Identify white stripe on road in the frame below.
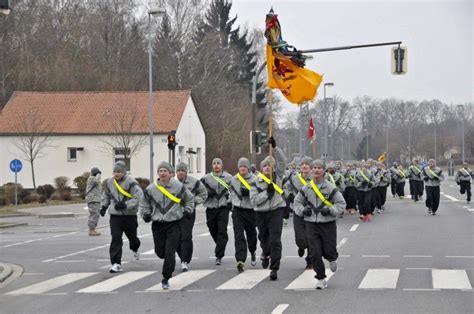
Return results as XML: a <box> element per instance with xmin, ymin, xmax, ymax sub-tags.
<box><xmin>77</xmin><ymin>271</ymin><xmax>156</xmax><ymax>293</ymax></box>
<box><xmin>443</xmin><ymin>194</ymin><xmax>459</xmax><ymax>202</ymax></box>
<box><xmin>336</xmin><ymin>238</ymin><xmax>348</xmax><ymax>248</ymax></box>
<box><xmin>349</xmin><ymin>224</ymin><xmax>359</xmax><ymax>232</ymax></box>
<box><xmin>216</xmin><ymin>270</ymin><xmax>269</xmax><ymax>290</ymax></box>
<box><xmin>142</xmin><ymin>249</ymin><xmax>155</xmax><ymax>255</ymax></box>
<box><xmin>362</xmin><ymin>255</ymin><xmax>391</xmax><ymax>258</ymax></box>
<box><xmin>285</xmin><ymin>269</ymin><xmax>335</xmax><ymax>290</ymax></box>
<box><xmin>146</xmin><ymin>270</ymin><xmax>216</xmax><ymax>291</ymax></box>
<box><xmin>403</xmin><ymin>255</ymin><xmax>432</xmax><ymax>258</ymax></box>
<box><xmin>54</xmin><ymin>260</ymin><xmax>85</xmax><ymax>263</ymax></box>
<box><xmin>432</xmin><ymin>269</ymin><xmax>472</xmax><ymax>290</ymax></box>
<box><xmin>358</xmin><ymin>269</ymin><xmax>400</xmax><ymax>289</ymax></box>
<box><xmin>446</xmin><ymin>256</ymin><xmax>474</xmax><ymax>259</ymax></box>
<box><xmin>6</xmin><ymin>273</ymin><xmax>98</xmax><ymax>295</ymax></box>
<box><xmin>466</xmin><ymin>208</ymin><xmax>474</xmax><ymax>212</ymax></box>
<box><xmin>2</xmin><ymin>232</ymin><xmax>80</xmax><ymax>248</ymax></box>
<box><xmin>271</xmin><ymin>304</ymin><xmax>290</xmax><ymax>314</ymax></box>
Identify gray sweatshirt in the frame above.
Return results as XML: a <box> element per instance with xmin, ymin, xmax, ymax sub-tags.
<box><xmin>180</xmin><ymin>175</ymin><xmax>208</xmax><ymax>206</ymax></box>
<box><xmin>422</xmin><ymin>166</ymin><xmax>444</xmax><ymax>187</ymax></box>
<box><xmin>201</xmin><ymin>171</ymin><xmax>233</xmax><ymax>209</ymax></box>
<box><xmin>455</xmin><ymin>168</ymin><xmax>473</xmax><ymax>183</ymax></box>
<box><xmin>284</xmin><ymin>171</ymin><xmax>312</xmax><ymax>210</ymax></box>
<box><xmin>408</xmin><ymin>165</ymin><xmax>423</xmax><ymax>181</ymax></box>
<box><xmin>230</xmin><ymin>173</ymin><xmax>256</xmax><ymax>209</ymax></box>
<box><xmin>325</xmin><ymin>171</ymin><xmax>346</xmax><ymax>192</ymax></box>
<box><xmin>140</xmin><ymin>177</ymin><xmax>194</xmax><ymax>222</ymax></box>
<box><xmin>102</xmin><ymin>176</ymin><xmax>142</xmax><ymax>216</ymax></box>
<box><xmin>293</xmin><ymin>179</ymin><xmax>346</xmax><ymax>223</ymax></box>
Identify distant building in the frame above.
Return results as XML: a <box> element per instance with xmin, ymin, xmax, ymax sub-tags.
<box><xmin>0</xmin><ymin>91</ymin><xmax>206</xmax><ymax>188</ymax></box>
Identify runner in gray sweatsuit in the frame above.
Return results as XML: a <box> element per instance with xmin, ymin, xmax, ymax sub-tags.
<box><xmin>422</xmin><ymin>159</ymin><xmax>444</xmax><ymax>215</ymax></box>
<box><xmin>140</xmin><ymin>161</ymin><xmax>194</xmax><ymax>289</ymax></box>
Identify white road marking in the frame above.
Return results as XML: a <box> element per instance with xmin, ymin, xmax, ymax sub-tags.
<box><xmin>77</xmin><ymin>271</ymin><xmax>156</xmax><ymax>293</ymax></box>
<box><xmin>466</xmin><ymin>208</ymin><xmax>474</xmax><ymax>212</ymax></box>
<box><xmin>349</xmin><ymin>224</ymin><xmax>359</xmax><ymax>232</ymax></box>
<box><xmin>54</xmin><ymin>260</ymin><xmax>85</xmax><ymax>263</ymax></box>
<box><xmin>146</xmin><ymin>270</ymin><xmax>215</xmax><ymax>291</ymax></box>
<box><xmin>403</xmin><ymin>255</ymin><xmax>432</xmax><ymax>258</ymax></box>
<box><xmin>142</xmin><ymin>249</ymin><xmax>155</xmax><ymax>255</ymax></box>
<box><xmin>336</xmin><ymin>238</ymin><xmax>348</xmax><ymax>248</ymax></box>
<box><xmin>362</xmin><ymin>255</ymin><xmax>391</xmax><ymax>258</ymax></box>
<box><xmin>443</xmin><ymin>194</ymin><xmax>459</xmax><ymax>202</ymax></box>
<box><xmin>216</xmin><ymin>270</ymin><xmax>269</xmax><ymax>290</ymax></box>
<box><xmin>432</xmin><ymin>269</ymin><xmax>472</xmax><ymax>290</ymax></box>
<box><xmin>446</xmin><ymin>256</ymin><xmax>474</xmax><ymax>259</ymax></box>
<box><xmin>358</xmin><ymin>269</ymin><xmax>400</xmax><ymax>289</ymax></box>
<box><xmin>6</xmin><ymin>273</ymin><xmax>98</xmax><ymax>295</ymax></box>
<box><xmin>271</xmin><ymin>304</ymin><xmax>290</xmax><ymax>314</ymax></box>
<box><xmin>285</xmin><ymin>269</ymin><xmax>335</xmax><ymax>290</ymax></box>
<box><xmin>403</xmin><ymin>288</ymin><xmax>440</xmax><ymax>291</ymax></box>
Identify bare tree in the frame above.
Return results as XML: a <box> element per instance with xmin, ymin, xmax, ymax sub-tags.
<box><xmin>11</xmin><ymin>108</ymin><xmax>56</xmax><ymax>190</ymax></box>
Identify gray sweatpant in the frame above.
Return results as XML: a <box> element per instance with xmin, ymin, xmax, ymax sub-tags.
<box><xmin>88</xmin><ymin>202</ymin><xmax>100</xmax><ymax>229</ymax></box>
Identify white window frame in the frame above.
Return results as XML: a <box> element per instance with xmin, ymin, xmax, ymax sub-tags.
<box><xmin>196</xmin><ymin>148</ymin><xmax>202</xmax><ymax>173</ymax></box>
<box><xmin>67</xmin><ymin>147</ymin><xmax>77</xmax><ymax>162</ymax></box>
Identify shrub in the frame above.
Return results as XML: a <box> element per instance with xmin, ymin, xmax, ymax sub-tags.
<box><xmin>136</xmin><ymin>177</ymin><xmax>150</xmax><ymax>191</ymax></box>
<box><xmin>0</xmin><ymin>195</ymin><xmax>6</xmax><ymax>206</ymax></box>
<box><xmin>19</xmin><ymin>189</ymin><xmax>31</xmax><ymax>204</ymax></box>
<box><xmin>23</xmin><ymin>193</ymin><xmax>40</xmax><ymax>204</ymax></box>
<box><xmin>74</xmin><ymin>172</ymin><xmax>90</xmax><ymax>200</ymax></box>
<box><xmin>38</xmin><ymin>194</ymin><xmax>47</xmax><ymax>203</ymax></box>
<box><xmin>53</xmin><ymin>176</ymin><xmax>72</xmax><ymax>201</ymax></box>
<box><xmin>2</xmin><ymin>183</ymin><xmax>23</xmax><ymax>205</ymax></box>
<box><xmin>54</xmin><ymin>176</ymin><xmax>70</xmax><ymax>193</ymax></box>
<box><xmin>61</xmin><ymin>191</ymin><xmax>72</xmax><ymax>201</ymax></box>
<box><xmin>37</xmin><ymin>184</ymin><xmax>55</xmax><ymax>199</ymax></box>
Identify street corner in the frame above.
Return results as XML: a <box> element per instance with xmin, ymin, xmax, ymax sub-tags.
<box><xmin>0</xmin><ymin>261</ymin><xmax>23</xmax><ymax>288</ymax></box>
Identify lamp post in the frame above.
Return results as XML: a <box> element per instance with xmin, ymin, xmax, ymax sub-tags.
<box><xmin>323</xmin><ymin>82</ymin><xmax>334</xmax><ymax>158</ymax></box>
<box><xmin>386</xmin><ymin>116</ymin><xmax>390</xmax><ymax>167</ymax></box>
<box><xmin>431</xmin><ymin>113</ymin><xmax>437</xmax><ymax>162</ymax></box>
<box><xmin>457</xmin><ymin>104</ymin><xmax>465</xmax><ymax>163</ymax></box>
<box><xmin>147</xmin><ymin>6</ymin><xmax>165</xmax><ymax>182</ymax></box>
<box><xmin>364</xmin><ymin>110</ymin><xmax>369</xmax><ymax>160</ymax></box>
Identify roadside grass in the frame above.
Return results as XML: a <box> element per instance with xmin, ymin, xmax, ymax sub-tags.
<box><xmin>0</xmin><ymin>199</ymin><xmax>85</xmax><ymax>216</ymax></box>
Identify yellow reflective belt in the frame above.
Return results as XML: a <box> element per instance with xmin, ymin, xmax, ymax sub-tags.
<box><xmin>412</xmin><ymin>166</ymin><xmax>421</xmax><ymax>174</ymax></box>
<box><xmin>114</xmin><ymin>180</ymin><xmax>132</xmax><ymax>199</ymax></box>
<box><xmin>211</xmin><ymin>173</ymin><xmax>230</xmax><ymax>190</ymax></box>
<box><xmin>258</xmin><ymin>172</ymin><xmax>284</xmax><ymax>195</ymax></box>
<box><xmin>236</xmin><ymin>173</ymin><xmax>251</xmax><ymax>190</ymax></box>
<box><xmin>360</xmin><ymin>171</ymin><xmax>371</xmax><ymax>183</ymax></box>
<box><xmin>461</xmin><ymin>168</ymin><xmax>470</xmax><ymax>176</ymax></box>
<box><xmin>427</xmin><ymin>168</ymin><xmax>439</xmax><ymax>179</ymax></box>
<box><xmin>154</xmin><ymin>181</ymin><xmax>181</xmax><ymax>204</ymax></box>
<box><xmin>310</xmin><ymin>180</ymin><xmax>333</xmax><ymax>207</ymax></box>
<box><xmin>297</xmin><ymin>173</ymin><xmax>308</xmax><ymax>186</ymax></box>
<box><xmin>398</xmin><ymin>170</ymin><xmax>406</xmax><ymax>178</ymax></box>
<box><xmin>327</xmin><ymin>173</ymin><xmax>336</xmax><ymax>185</ymax></box>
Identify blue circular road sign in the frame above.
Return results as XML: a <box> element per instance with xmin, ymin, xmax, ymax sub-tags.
<box><xmin>10</xmin><ymin>159</ymin><xmax>23</xmax><ymax>173</ymax></box>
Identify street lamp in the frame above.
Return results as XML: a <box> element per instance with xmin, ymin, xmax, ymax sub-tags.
<box><xmin>457</xmin><ymin>104</ymin><xmax>465</xmax><ymax>163</ymax></box>
<box><xmin>323</xmin><ymin>82</ymin><xmax>334</xmax><ymax>158</ymax></box>
<box><xmin>431</xmin><ymin>113</ymin><xmax>437</xmax><ymax>162</ymax></box>
<box><xmin>147</xmin><ymin>6</ymin><xmax>166</xmax><ymax>182</ymax></box>
<box><xmin>364</xmin><ymin>110</ymin><xmax>369</xmax><ymax>160</ymax></box>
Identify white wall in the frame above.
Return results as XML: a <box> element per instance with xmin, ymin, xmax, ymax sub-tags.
<box><xmin>0</xmin><ymin>97</ymin><xmax>206</xmax><ymax>188</ymax></box>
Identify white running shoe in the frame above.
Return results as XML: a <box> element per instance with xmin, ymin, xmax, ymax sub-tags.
<box><xmin>133</xmin><ymin>250</ymin><xmax>140</xmax><ymax>261</ymax></box>
<box><xmin>329</xmin><ymin>260</ymin><xmax>337</xmax><ymax>273</ymax></box>
<box><xmin>181</xmin><ymin>262</ymin><xmax>188</xmax><ymax>272</ymax></box>
<box><xmin>109</xmin><ymin>263</ymin><xmax>123</xmax><ymax>273</ymax></box>
<box><xmin>316</xmin><ymin>279</ymin><xmax>327</xmax><ymax>290</ymax></box>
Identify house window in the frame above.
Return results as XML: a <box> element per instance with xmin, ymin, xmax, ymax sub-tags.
<box><xmin>114</xmin><ymin>148</ymin><xmax>131</xmax><ymax>172</ymax></box>
<box><xmin>188</xmin><ymin>153</ymin><xmax>194</xmax><ymax>174</ymax></box>
<box><xmin>178</xmin><ymin>146</ymin><xmax>184</xmax><ymax>164</ymax></box>
<box><xmin>67</xmin><ymin>147</ymin><xmax>77</xmax><ymax>161</ymax></box>
<box><xmin>196</xmin><ymin>148</ymin><xmax>202</xmax><ymax>173</ymax></box>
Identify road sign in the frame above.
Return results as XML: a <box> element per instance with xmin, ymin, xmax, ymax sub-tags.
<box><xmin>10</xmin><ymin>159</ymin><xmax>23</xmax><ymax>173</ymax></box>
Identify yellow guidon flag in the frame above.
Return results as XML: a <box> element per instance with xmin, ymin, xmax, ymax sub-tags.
<box><xmin>265</xmin><ymin>9</ymin><xmax>322</xmax><ymax>104</ymax></box>
<box><xmin>377</xmin><ymin>152</ymin><xmax>386</xmax><ymax>162</ymax></box>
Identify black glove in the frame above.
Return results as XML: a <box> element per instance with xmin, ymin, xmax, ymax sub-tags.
<box><xmin>182</xmin><ymin>211</ymin><xmax>191</xmax><ymax>218</ymax></box>
<box><xmin>287</xmin><ymin>193</ymin><xmax>295</xmax><ymax>203</ymax></box>
<box><xmin>226</xmin><ymin>202</ymin><xmax>233</xmax><ymax>211</ymax></box>
<box><xmin>433</xmin><ymin>176</ymin><xmax>439</xmax><ymax>181</ymax></box>
<box><xmin>320</xmin><ymin>206</ymin><xmax>331</xmax><ymax>216</ymax></box>
<box><xmin>241</xmin><ymin>187</ymin><xmax>250</xmax><ymax>196</ymax></box>
<box><xmin>367</xmin><ymin>182</ymin><xmax>374</xmax><ymax>188</ymax></box>
<box><xmin>114</xmin><ymin>200</ymin><xmax>127</xmax><ymax>210</ymax></box>
<box><xmin>268</xmin><ymin>136</ymin><xmax>276</xmax><ymax>148</ymax></box>
<box><xmin>142</xmin><ymin>213</ymin><xmax>152</xmax><ymax>223</ymax></box>
<box><xmin>456</xmin><ymin>182</ymin><xmax>460</xmax><ymax>185</ymax></box>
<box><xmin>207</xmin><ymin>189</ymin><xmax>216</xmax><ymax>198</ymax></box>
<box><xmin>100</xmin><ymin>205</ymin><xmax>107</xmax><ymax>217</ymax></box>
<box><xmin>303</xmin><ymin>206</ymin><xmax>313</xmax><ymax>216</ymax></box>
<box><xmin>423</xmin><ymin>177</ymin><xmax>429</xmax><ymax>182</ymax></box>
<box><xmin>266</xmin><ymin>184</ymin><xmax>275</xmax><ymax>198</ymax></box>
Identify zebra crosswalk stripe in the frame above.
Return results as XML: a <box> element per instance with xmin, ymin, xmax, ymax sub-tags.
<box><xmin>432</xmin><ymin>269</ymin><xmax>472</xmax><ymax>290</ymax></box>
<box><xmin>216</xmin><ymin>270</ymin><xmax>269</xmax><ymax>290</ymax></box>
<box><xmin>358</xmin><ymin>269</ymin><xmax>400</xmax><ymax>289</ymax></box>
<box><xmin>285</xmin><ymin>269</ymin><xmax>334</xmax><ymax>290</ymax></box>
<box><xmin>142</xmin><ymin>249</ymin><xmax>155</xmax><ymax>255</ymax></box>
<box><xmin>147</xmin><ymin>270</ymin><xmax>216</xmax><ymax>291</ymax></box>
<box><xmin>6</xmin><ymin>273</ymin><xmax>98</xmax><ymax>295</ymax></box>
<box><xmin>77</xmin><ymin>271</ymin><xmax>156</xmax><ymax>293</ymax></box>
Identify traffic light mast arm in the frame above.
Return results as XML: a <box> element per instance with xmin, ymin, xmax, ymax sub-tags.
<box><xmin>299</xmin><ymin>41</ymin><xmax>402</xmax><ymax>54</ymax></box>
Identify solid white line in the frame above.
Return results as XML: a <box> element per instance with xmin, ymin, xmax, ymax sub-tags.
<box><xmin>358</xmin><ymin>269</ymin><xmax>400</xmax><ymax>289</ymax></box>
<box><xmin>446</xmin><ymin>256</ymin><xmax>474</xmax><ymax>259</ymax></box>
<box><xmin>466</xmin><ymin>208</ymin><xmax>474</xmax><ymax>212</ymax></box>
<box><xmin>443</xmin><ymin>194</ymin><xmax>459</xmax><ymax>202</ymax></box>
<box><xmin>362</xmin><ymin>255</ymin><xmax>390</xmax><ymax>258</ymax></box>
<box><xmin>43</xmin><ymin>244</ymin><xmax>110</xmax><ymax>262</ymax></box>
<box><xmin>285</xmin><ymin>269</ymin><xmax>335</xmax><ymax>290</ymax></box>
<box><xmin>54</xmin><ymin>260</ymin><xmax>85</xmax><ymax>263</ymax></box>
<box><xmin>403</xmin><ymin>288</ymin><xmax>441</xmax><ymax>291</ymax></box>
<box><xmin>271</xmin><ymin>304</ymin><xmax>290</xmax><ymax>314</ymax></box>
<box><xmin>403</xmin><ymin>255</ymin><xmax>432</xmax><ymax>258</ymax></box>
<box><xmin>432</xmin><ymin>269</ymin><xmax>472</xmax><ymax>290</ymax></box>
<box><xmin>146</xmin><ymin>270</ymin><xmax>216</xmax><ymax>291</ymax></box>
<box><xmin>77</xmin><ymin>271</ymin><xmax>156</xmax><ymax>293</ymax></box>
<box><xmin>336</xmin><ymin>238</ymin><xmax>348</xmax><ymax>248</ymax></box>
<box><xmin>349</xmin><ymin>224</ymin><xmax>359</xmax><ymax>232</ymax></box>
<box><xmin>216</xmin><ymin>270</ymin><xmax>268</xmax><ymax>290</ymax></box>
<box><xmin>142</xmin><ymin>249</ymin><xmax>155</xmax><ymax>255</ymax></box>
<box><xmin>6</xmin><ymin>273</ymin><xmax>98</xmax><ymax>295</ymax></box>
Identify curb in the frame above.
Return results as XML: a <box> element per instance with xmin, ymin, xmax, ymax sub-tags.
<box><xmin>38</xmin><ymin>212</ymin><xmax>75</xmax><ymax>218</ymax></box>
<box><xmin>0</xmin><ymin>262</ymin><xmax>13</xmax><ymax>283</ymax></box>
<box><xmin>0</xmin><ymin>213</ymin><xmax>34</xmax><ymax>218</ymax></box>
<box><xmin>0</xmin><ymin>223</ymin><xmax>28</xmax><ymax>229</ymax></box>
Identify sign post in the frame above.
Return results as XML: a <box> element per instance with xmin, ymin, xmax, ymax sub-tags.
<box><xmin>9</xmin><ymin>159</ymin><xmax>23</xmax><ymax>206</ymax></box>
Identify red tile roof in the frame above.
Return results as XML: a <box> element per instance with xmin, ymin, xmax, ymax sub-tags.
<box><xmin>0</xmin><ymin>91</ymin><xmax>191</xmax><ymax>134</ymax></box>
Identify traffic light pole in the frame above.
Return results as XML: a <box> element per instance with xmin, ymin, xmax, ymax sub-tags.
<box><xmin>299</xmin><ymin>41</ymin><xmax>402</xmax><ymax>54</ymax></box>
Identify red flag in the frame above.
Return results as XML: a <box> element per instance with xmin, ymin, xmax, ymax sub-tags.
<box><xmin>307</xmin><ymin>118</ymin><xmax>315</xmax><ymax>139</ymax></box>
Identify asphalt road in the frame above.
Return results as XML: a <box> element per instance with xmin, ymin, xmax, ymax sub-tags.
<box><xmin>0</xmin><ymin>178</ymin><xmax>473</xmax><ymax>314</ymax></box>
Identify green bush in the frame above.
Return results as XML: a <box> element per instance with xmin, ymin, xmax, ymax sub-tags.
<box><xmin>23</xmin><ymin>193</ymin><xmax>40</xmax><ymax>204</ymax></box>
<box><xmin>37</xmin><ymin>184</ymin><xmax>55</xmax><ymax>199</ymax></box>
<box><xmin>52</xmin><ymin>177</ymin><xmax>72</xmax><ymax>201</ymax></box>
<box><xmin>74</xmin><ymin>172</ymin><xmax>90</xmax><ymax>200</ymax></box>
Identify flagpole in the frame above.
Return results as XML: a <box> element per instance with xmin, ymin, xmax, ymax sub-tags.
<box><xmin>268</xmin><ymin>89</ymin><xmax>273</xmax><ymax>181</ymax></box>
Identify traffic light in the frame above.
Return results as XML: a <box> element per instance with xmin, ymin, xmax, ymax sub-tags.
<box><xmin>250</xmin><ymin>130</ymin><xmax>269</xmax><ymax>155</ymax></box>
<box><xmin>0</xmin><ymin>0</ymin><xmax>10</xmax><ymax>15</ymax></box>
<box><xmin>167</xmin><ymin>131</ymin><xmax>176</xmax><ymax>150</ymax></box>
<box><xmin>391</xmin><ymin>46</ymin><xmax>407</xmax><ymax>75</ymax></box>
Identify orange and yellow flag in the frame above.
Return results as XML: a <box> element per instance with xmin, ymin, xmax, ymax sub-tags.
<box><xmin>377</xmin><ymin>152</ymin><xmax>386</xmax><ymax>162</ymax></box>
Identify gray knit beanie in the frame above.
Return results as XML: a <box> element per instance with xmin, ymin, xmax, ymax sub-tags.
<box><xmin>238</xmin><ymin>157</ymin><xmax>250</xmax><ymax>169</ymax></box>
<box><xmin>300</xmin><ymin>156</ymin><xmax>313</xmax><ymax>166</ymax></box>
<box><xmin>158</xmin><ymin>161</ymin><xmax>173</xmax><ymax>173</ymax></box>
<box><xmin>175</xmin><ymin>162</ymin><xmax>188</xmax><ymax>172</ymax></box>
<box><xmin>312</xmin><ymin>159</ymin><xmax>326</xmax><ymax>169</ymax></box>
<box><xmin>260</xmin><ymin>156</ymin><xmax>275</xmax><ymax>169</ymax></box>
<box><xmin>113</xmin><ymin>161</ymin><xmax>127</xmax><ymax>174</ymax></box>
<box><xmin>327</xmin><ymin>162</ymin><xmax>336</xmax><ymax>169</ymax></box>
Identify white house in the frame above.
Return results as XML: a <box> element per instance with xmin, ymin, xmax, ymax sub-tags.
<box><xmin>0</xmin><ymin>91</ymin><xmax>206</xmax><ymax>188</ymax></box>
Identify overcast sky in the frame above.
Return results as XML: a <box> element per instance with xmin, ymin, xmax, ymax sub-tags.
<box><xmin>230</xmin><ymin>0</ymin><xmax>473</xmax><ymax>110</ymax></box>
